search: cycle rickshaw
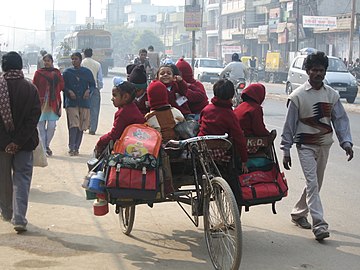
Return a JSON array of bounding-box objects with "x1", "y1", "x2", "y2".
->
[
  {"x1": 86, "y1": 123, "x2": 242, "y2": 270},
  {"x1": 86, "y1": 124, "x2": 287, "y2": 270}
]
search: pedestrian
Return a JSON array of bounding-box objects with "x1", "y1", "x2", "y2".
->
[
  {"x1": 176, "y1": 58, "x2": 208, "y2": 121},
  {"x1": 33, "y1": 53, "x2": 64, "y2": 156},
  {"x1": 94, "y1": 78, "x2": 145, "y2": 157},
  {"x1": 147, "y1": 45, "x2": 160, "y2": 79},
  {"x1": 81, "y1": 48, "x2": 103, "y2": 135},
  {"x1": 0, "y1": 51, "x2": 41, "y2": 232},
  {"x1": 127, "y1": 65, "x2": 150, "y2": 116},
  {"x1": 133, "y1": 48, "x2": 151, "y2": 74},
  {"x1": 62, "y1": 52, "x2": 95, "y2": 156},
  {"x1": 37, "y1": 49, "x2": 47, "y2": 70},
  {"x1": 281, "y1": 51, "x2": 354, "y2": 241}
]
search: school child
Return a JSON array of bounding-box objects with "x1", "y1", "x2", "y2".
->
[
  {"x1": 198, "y1": 79, "x2": 248, "y2": 173},
  {"x1": 127, "y1": 65, "x2": 149, "y2": 116},
  {"x1": 233, "y1": 83, "x2": 272, "y2": 137},
  {"x1": 145, "y1": 80, "x2": 185, "y2": 142},
  {"x1": 156, "y1": 64, "x2": 192, "y2": 118},
  {"x1": 176, "y1": 58, "x2": 208, "y2": 120},
  {"x1": 145, "y1": 80, "x2": 185, "y2": 194},
  {"x1": 94, "y1": 78, "x2": 145, "y2": 156}
]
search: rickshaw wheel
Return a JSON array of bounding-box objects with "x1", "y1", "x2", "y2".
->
[
  {"x1": 119, "y1": 205, "x2": 136, "y2": 235},
  {"x1": 203, "y1": 177, "x2": 242, "y2": 270}
]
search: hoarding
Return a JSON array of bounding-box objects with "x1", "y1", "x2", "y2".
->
[{"x1": 303, "y1": 16, "x2": 337, "y2": 28}]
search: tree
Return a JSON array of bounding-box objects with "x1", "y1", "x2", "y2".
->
[{"x1": 133, "y1": 30, "x2": 165, "y2": 53}]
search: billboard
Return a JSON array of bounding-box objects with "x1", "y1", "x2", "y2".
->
[{"x1": 303, "y1": 16, "x2": 337, "y2": 28}]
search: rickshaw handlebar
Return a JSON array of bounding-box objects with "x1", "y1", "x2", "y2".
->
[{"x1": 164, "y1": 134, "x2": 228, "y2": 150}]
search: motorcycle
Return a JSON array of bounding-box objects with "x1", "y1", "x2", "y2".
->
[{"x1": 232, "y1": 78, "x2": 246, "y2": 108}]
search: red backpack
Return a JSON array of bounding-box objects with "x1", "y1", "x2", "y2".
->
[{"x1": 106, "y1": 124, "x2": 162, "y2": 200}]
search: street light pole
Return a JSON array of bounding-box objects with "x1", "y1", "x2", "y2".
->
[
  {"x1": 296, "y1": 0, "x2": 300, "y2": 52},
  {"x1": 348, "y1": 0, "x2": 356, "y2": 64},
  {"x1": 51, "y1": 0, "x2": 55, "y2": 55}
]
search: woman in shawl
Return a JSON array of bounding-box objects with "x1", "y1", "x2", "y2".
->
[{"x1": 33, "y1": 54, "x2": 64, "y2": 156}]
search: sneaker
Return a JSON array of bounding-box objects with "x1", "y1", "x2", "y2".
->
[
  {"x1": 46, "y1": 147, "x2": 53, "y2": 157},
  {"x1": 74, "y1": 150, "x2": 79, "y2": 156},
  {"x1": 68, "y1": 150, "x2": 76, "y2": 156},
  {"x1": 14, "y1": 224, "x2": 27, "y2": 232},
  {"x1": 315, "y1": 230, "x2": 330, "y2": 241},
  {"x1": 89, "y1": 131, "x2": 96, "y2": 135},
  {"x1": 291, "y1": 217, "x2": 311, "y2": 229}
]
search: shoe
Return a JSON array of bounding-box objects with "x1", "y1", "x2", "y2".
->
[
  {"x1": 74, "y1": 150, "x2": 79, "y2": 156},
  {"x1": 291, "y1": 217, "x2": 311, "y2": 229},
  {"x1": 89, "y1": 131, "x2": 96, "y2": 135},
  {"x1": 315, "y1": 230, "x2": 330, "y2": 241},
  {"x1": 68, "y1": 150, "x2": 76, "y2": 156},
  {"x1": 14, "y1": 224, "x2": 27, "y2": 232},
  {"x1": 46, "y1": 147, "x2": 53, "y2": 157}
]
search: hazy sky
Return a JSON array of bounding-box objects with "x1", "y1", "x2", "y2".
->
[{"x1": 0, "y1": 0, "x2": 181, "y2": 28}]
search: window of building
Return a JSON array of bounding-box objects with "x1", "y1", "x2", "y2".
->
[{"x1": 141, "y1": 15, "x2": 147, "y2": 22}]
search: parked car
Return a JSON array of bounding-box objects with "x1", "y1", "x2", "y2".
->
[
  {"x1": 286, "y1": 55, "x2": 358, "y2": 103},
  {"x1": 193, "y1": 58, "x2": 224, "y2": 83}
]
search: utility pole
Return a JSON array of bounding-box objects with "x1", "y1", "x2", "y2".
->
[
  {"x1": 89, "y1": 0, "x2": 92, "y2": 17},
  {"x1": 218, "y1": 0, "x2": 223, "y2": 60},
  {"x1": 348, "y1": 0, "x2": 356, "y2": 64},
  {"x1": 296, "y1": 0, "x2": 300, "y2": 52},
  {"x1": 51, "y1": 0, "x2": 55, "y2": 55}
]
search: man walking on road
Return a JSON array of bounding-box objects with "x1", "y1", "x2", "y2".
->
[
  {"x1": 280, "y1": 51, "x2": 354, "y2": 241},
  {"x1": 81, "y1": 48, "x2": 103, "y2": 135},
  {"x1": 63, "y1": 52, "x2": 95, "y2": 156},
  {"x1": 0, "y1": 51, "x2": 41, "y2": 232}
]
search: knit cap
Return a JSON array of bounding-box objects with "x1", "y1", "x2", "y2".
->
[
  {"x1": 126, "y1": 64, "x2": 136, "y2": 76},
  {"x1": 176, "y1": 58, "x2": 194, "y2": 83},
  {"x1": 147, "y1": 80, "x2": 169, "y2": 110},
  {"x1": 128, "y1": 65, "x2": 147, "y2": 89}
]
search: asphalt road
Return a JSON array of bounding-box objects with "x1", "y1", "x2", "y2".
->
[{"x1": 0, "y1": 70, "x2": 359, "y2": 270}]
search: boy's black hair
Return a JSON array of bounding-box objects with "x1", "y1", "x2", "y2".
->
[
  {"x1": 213, "y1": 79, "x2": 234, "y2": 100},
  {"x1": 304, "y1": 51, "x2": 328, "y2": 71},
  {"x1": 1, "y1": 51, "x2": 22, "y2": 71},
  {"x1": 138, "y1": 48, "x2": 147, "y2": 55},
  {"x1": 114, "y1": 81, "x2": 136, "y2": 102},
  {"x1": 71, "y1": 52, "x2": 82, "y2": 61},
  {"x1": 84, "y1": 48, "x2": 93, "y2": 57},
  {"x1": 156, "y1": 64, "x2": 175, "y2": 79}
]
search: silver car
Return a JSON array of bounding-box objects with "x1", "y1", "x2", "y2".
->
[{"x1": 286, "y1": 55, "x2": 358, "y2": 103}]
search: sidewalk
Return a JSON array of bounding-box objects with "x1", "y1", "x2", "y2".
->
[{"x1": 108, "y1": 66, "x2": 127, "y2": 77}]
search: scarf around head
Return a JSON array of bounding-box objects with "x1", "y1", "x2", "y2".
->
[{"x1": 0, "y1": 70, "x2": 24, "y2": 132}]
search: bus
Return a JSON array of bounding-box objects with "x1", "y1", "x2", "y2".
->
[{"x1": 58, "y1": 24, "x2": 114, "y2": 76}]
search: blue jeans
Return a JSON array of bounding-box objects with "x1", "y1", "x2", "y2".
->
[
  {"x1": 0, "y1": 150, "x2": 33, "y2": 226},
  {"x1": 38, "y1": 120, "x2": 57, "y2": 150},
  {"x1": 90, "y1": 88, "x2": 101, "y2": 133}
]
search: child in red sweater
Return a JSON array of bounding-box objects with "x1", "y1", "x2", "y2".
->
[
  {"x1": 176, "y1": 58, "x2": 208, "y2": 121},
  {"x1": 198, "y1": 79, "x2": 248, "y2": 173},
  {"x1": 94, "y1": 78, "x2": 145, "y2": 156},
  {"x1": 234, "y1": 83, "x2": 271, "y2": 137},
  {"x1": 156, "y1": 64, "x2": 192, "y2": 118}
]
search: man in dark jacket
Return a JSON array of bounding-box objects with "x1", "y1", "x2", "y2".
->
[{"x1": 0, "y1": 51, "x2": 41, "y2": 232}]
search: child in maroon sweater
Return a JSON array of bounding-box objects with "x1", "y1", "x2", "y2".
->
[
  {"x1": 176, "y1": 58, "x2": 208, "y2": 120},
  {"x1": 127, "y1": 65, "x2": 149, "y2": 116},
  {"x1": 94, "y1": 79, "x2": 145, "y2": 156},
  {"x1": 198, "y1": 79, "x2": 248, "y2": 173},
  {"x1": 156, "y1": 64, "x2": 192, "y2": 117}
]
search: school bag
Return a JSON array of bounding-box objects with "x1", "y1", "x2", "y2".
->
[
  {"x1": 237, "y1": 135, "x2": 288, "y2": 214},
  {"x1": 105, "y1": 124, "x2": 162, "y2": 200}
]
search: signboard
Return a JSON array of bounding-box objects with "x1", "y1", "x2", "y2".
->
[
  {"x1": 303, "y1": 16, "x2": 337, "y2": 28},
  {"x1": 184, "y1": 4, "x2": 202, "y2": 31},
  {"x1": 222, "y1": 46, "x2": 242, "y2": 55},
  {"x1": 269, "y1": 8, "x2": 280, "y2": 33}
]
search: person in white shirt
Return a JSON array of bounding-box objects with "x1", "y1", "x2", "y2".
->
[
  {"x1": 219, "y1": 53, "x2": 248, "y2": 85},
  {"x1": 81, "y1": 48, "x2": 103, "y2": 135}
]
